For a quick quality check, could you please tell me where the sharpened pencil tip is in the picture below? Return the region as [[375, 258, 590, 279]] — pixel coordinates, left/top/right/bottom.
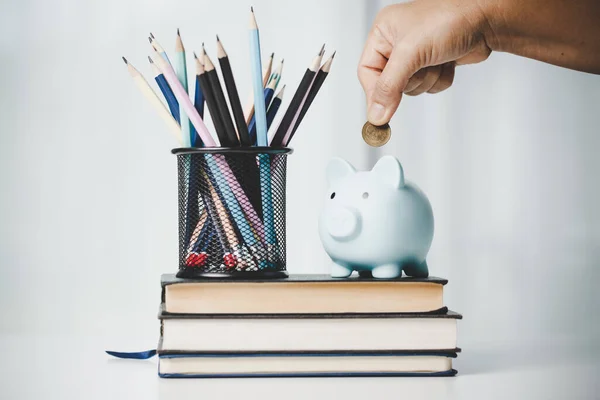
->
[[319, 43, 325, 56], [177, 28, 180, 36], [193, 52, 198, 59], [122, 56, 128, 64], [216, 34, 220, 41], [251, 6, 254, 12], [148, 56, 153, 63], [150, 32, 155, 39], [270, 52, 274, 58], [148, 37, 152, 44], [332, 50, 336, 58]]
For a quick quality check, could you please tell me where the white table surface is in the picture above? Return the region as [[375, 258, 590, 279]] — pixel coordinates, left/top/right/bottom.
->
[[1, 334, 598, 400]]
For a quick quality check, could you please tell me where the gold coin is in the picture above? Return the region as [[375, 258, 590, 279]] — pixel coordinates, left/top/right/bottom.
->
[[362, 122, 391, 147]]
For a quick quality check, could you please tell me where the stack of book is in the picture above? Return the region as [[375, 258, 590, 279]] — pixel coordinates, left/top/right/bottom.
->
[[157, 274, 461, 378]]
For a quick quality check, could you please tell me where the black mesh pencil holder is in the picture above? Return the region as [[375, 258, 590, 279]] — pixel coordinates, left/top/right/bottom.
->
[[172, 147, 292, 279]]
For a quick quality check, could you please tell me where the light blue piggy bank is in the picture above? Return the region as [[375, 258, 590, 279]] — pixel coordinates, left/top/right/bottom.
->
[[318, 156, 434, 279]]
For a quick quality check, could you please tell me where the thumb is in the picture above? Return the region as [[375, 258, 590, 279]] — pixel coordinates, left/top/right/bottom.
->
[[368, 41, 421, 125]]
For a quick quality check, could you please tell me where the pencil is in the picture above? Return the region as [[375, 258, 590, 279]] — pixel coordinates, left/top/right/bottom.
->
[[152, 48, 217, 146], [198, 171, 231, 254], [204, 169, 240, 250], [187, 208, 208, 255], [149, 56, 180, 123], [248, 77, 277, 142], [266, 84, 285, 131], [248, 7, 275, 265], [248, 7, 269, 146], [195, 50, 227, 146], [270, 45, 323, 147], [243, 52, 274, 125], [122, 57, 182, 144], [216, 35, 252, 147], [266, 58, 284, 91], [204, 50, 240, 147], [149, 33, 172, 66], [193, 53, 205, 139], [155, 48, 264, 235], [285, 51, 335, 146], [174, 29, 192, 147]]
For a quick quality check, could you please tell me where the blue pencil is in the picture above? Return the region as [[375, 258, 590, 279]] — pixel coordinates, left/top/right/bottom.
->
[[248, 78, 276, 143], [266, 84, 285, 132], [149, 56, 180, 123], [249, 7, 276, 258], [248, 8, 268, 146]]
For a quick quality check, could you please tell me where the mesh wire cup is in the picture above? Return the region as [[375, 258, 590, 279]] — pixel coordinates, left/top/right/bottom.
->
[[172, 147, 292, 279]]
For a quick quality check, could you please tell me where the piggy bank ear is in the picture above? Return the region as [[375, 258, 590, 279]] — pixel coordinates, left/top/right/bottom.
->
[[326, 157, 355, 186], [371, 156, 405, 189]]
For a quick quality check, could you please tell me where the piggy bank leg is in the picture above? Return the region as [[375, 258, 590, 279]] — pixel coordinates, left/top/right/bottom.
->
[[372, 264, 402, 279], [330, 262, 354, 278], [402, 260, 429, 278], [358, 270, 373, 278]]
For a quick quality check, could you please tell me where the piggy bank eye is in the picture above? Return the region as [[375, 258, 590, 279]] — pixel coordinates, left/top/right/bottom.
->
[[362, 192, 369, 199], [330, 192, 336, 199]]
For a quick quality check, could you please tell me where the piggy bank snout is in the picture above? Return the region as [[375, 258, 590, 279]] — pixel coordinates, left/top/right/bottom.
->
[[325, 206, 361, 241]]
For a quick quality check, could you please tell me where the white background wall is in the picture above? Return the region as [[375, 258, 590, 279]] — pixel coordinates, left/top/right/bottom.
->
[[0, 0, 599, 377]]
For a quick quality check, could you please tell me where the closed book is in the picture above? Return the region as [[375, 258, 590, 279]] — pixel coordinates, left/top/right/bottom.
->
[[159, 307, 461, 352], [157, 348, 460, 378], [161, 273, 447, 314]]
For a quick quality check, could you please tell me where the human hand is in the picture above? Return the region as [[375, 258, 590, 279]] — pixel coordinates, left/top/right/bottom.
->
[[358, 0, 494, 125]]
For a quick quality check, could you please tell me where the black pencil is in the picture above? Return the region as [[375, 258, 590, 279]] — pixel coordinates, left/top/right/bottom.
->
[[285, 51, 335, 145], [203, 50, 240, 147], [195, 49, 227, 146], [270, 45, 324, 147], [216, 36, 252, 147]]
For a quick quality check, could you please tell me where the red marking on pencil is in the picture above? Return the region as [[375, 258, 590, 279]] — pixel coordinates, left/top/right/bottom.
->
[[223, 253, 237, 268], [186, 252, 208, 267]]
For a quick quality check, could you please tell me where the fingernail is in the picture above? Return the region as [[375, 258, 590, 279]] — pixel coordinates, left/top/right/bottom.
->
[[368, 103, 385, 124]]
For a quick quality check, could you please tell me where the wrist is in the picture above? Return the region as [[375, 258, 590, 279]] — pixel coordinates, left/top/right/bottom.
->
[[475, 0, 507, 52]]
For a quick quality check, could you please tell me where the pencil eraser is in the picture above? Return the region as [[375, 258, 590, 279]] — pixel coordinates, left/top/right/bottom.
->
[[223, 253, 237, 269], [186, 252, 208, 267]]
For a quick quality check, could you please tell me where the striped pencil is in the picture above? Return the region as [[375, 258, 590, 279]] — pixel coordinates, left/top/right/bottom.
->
[[122, 57, 182, 144], [285, 51, 335, 146], [270, 45, 324, 147], [148, 56, 180, 123]]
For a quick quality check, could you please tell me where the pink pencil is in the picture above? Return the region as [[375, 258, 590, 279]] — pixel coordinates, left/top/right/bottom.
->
[[153, 51, 217, 147]]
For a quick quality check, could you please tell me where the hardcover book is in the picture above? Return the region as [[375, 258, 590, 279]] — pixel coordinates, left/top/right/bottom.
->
[[161, 273, 448, 314]]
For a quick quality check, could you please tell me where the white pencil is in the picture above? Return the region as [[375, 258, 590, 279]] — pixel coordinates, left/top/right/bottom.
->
[[122, 57, 182, 145]]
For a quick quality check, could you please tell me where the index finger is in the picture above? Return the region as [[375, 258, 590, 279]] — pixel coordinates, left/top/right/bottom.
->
[[357, 27, 394, 96]]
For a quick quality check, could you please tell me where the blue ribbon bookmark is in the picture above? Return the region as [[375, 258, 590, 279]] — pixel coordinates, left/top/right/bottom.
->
[[105, 349, 157, 359]]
